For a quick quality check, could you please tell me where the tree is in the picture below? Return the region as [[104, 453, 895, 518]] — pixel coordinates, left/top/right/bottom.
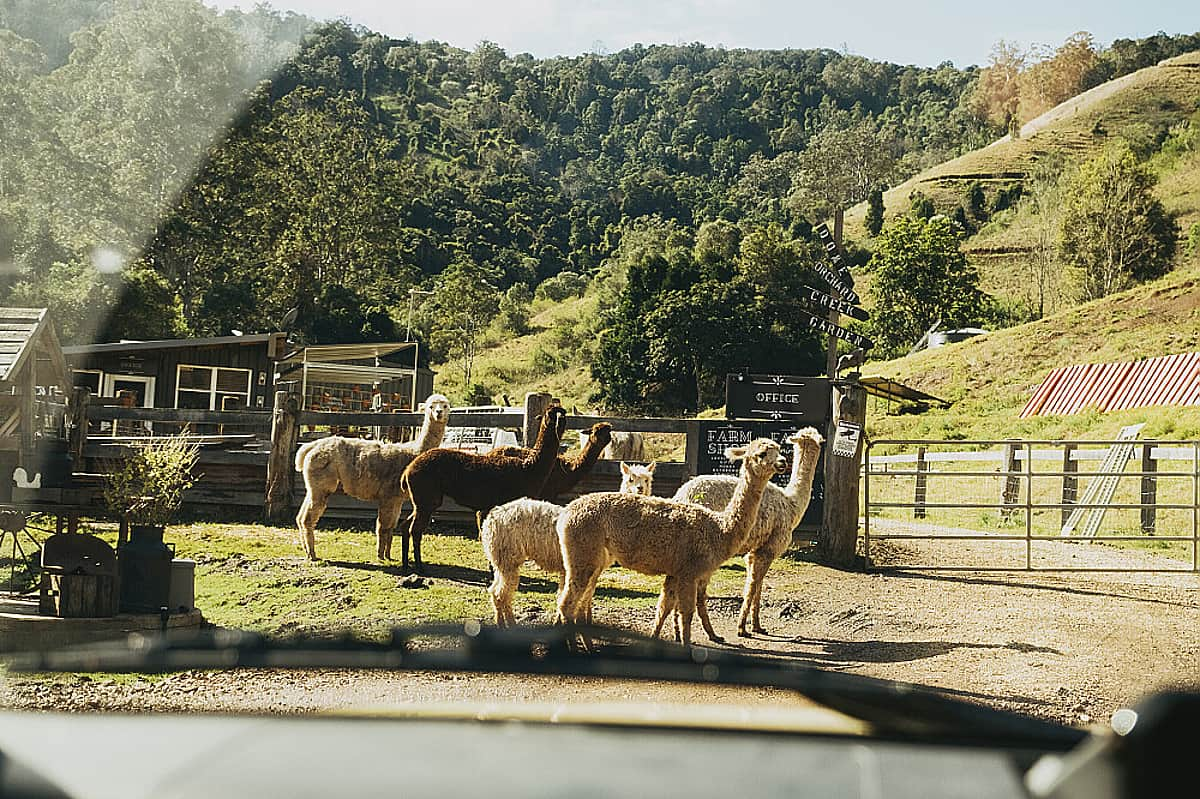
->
[[790, 119, 895, 227], [498, 283, 532, 334], [1024, 155, 1066, 317], [971, 40, 1025, 136], [869, 215, 988, 356], [1018, 32, 1102, 123], [864, 188, 884, 236], [425, 261, 501, 387], [1058, 141, 1178, 301]]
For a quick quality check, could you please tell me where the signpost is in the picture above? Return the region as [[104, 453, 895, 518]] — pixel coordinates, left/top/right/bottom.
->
[[797, 308, 874, 351], [812, 262, 859, 304], [725, 374, 829, 422], [800, 285, 869, 322]]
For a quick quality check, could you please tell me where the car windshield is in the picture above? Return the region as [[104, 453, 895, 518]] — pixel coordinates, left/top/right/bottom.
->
[[1, 0, 1199, 739]]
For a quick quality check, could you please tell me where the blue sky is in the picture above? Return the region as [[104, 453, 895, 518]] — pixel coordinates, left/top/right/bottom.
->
[[206, 1, 1197, 68]]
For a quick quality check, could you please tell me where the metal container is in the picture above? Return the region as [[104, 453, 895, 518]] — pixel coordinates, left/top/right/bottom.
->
[[117, 525, 174, 613], [168, 559, 196, 612]]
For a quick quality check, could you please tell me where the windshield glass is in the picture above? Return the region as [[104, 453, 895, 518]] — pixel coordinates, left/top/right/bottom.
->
[[1, 0, 1198, 737]]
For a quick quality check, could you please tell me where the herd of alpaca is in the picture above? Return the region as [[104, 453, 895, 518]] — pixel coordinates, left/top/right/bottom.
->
[[293, 394, 824, 644]]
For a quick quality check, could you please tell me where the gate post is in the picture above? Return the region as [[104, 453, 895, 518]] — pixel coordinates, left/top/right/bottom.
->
[[67, 387, 91, 464], [1141, 442, 1157, 535], [1061, 443, 1078, 528], [913, 446, 928, 519], [1001, 441, 1021, 519], [523, 392, 553, 448], [265, 389, 300, 524], [818, 381, 866, 568]]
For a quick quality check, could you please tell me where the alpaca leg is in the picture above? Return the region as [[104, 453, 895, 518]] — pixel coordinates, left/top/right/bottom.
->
[[652, 576, 676, 639], [376, 500, 403, 561], [749, 553, 775, 634], [737, 552, 758, 636], [490, 565, 517, 627], [296, 491, 328, 561], [675, 578, 699, 646], [695, 578, 723, 643], [404, 503, 435, 574]]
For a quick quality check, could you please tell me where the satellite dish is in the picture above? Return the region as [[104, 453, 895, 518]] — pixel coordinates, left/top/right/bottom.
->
[[279, 306, 300, 332]]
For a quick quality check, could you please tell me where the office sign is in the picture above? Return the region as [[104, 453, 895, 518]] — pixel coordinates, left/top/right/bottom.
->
[[725, 374, 829, 421]]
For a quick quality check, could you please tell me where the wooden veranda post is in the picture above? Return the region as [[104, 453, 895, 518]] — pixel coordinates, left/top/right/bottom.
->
[[265, 389, 300, 523], [819, 381, 866, 568], [522, 391, 552, 448]]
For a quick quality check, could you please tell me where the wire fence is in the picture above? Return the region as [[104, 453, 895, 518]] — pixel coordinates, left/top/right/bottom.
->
[[863, 438, 1200, 573]]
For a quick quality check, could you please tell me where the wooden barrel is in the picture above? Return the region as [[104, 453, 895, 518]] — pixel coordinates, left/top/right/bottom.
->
[[39, 572, 119, 618]]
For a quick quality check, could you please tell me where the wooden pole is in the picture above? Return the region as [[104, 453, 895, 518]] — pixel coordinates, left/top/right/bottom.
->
[[818, 380, 866, 568], [264, 389, 300, 524], [913, 446, 928, 519], [1061, 443, 1078, 528], [1001, 441, 1021, 519], [67, 387, 91, 464], [1141, 442, 1157, 535], [522, 391, 552, 448]]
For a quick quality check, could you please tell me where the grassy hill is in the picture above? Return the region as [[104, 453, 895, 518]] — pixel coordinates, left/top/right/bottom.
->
[[863, 256, 1200, 444], [846, 51, 1200, 316]]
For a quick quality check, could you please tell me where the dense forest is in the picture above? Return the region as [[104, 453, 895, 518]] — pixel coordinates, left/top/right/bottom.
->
[[1, 0, 1197, 409]]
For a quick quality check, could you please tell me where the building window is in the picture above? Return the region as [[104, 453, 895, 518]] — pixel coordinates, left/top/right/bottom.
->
[[72, 370, 102, 393], [175, 365, 252, 411]]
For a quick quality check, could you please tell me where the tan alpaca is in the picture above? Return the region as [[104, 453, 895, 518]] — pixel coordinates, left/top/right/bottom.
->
[[294, 393, 451, 561], [556, 439, 786, 645], [481, 461, 656, 627], [669, 428, 824, 641]]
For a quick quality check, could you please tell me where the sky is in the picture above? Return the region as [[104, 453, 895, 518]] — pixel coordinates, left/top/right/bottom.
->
[[204, 0, 1197, 68]]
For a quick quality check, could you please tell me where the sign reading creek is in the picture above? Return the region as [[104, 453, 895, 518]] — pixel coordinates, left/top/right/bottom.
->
[[725, 374, 830, 421], [801, 285, 869, 321], [797, 309, 874, 350]]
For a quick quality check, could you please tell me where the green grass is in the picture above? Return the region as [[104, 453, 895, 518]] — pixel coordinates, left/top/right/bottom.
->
[[67, 520, 810, 640]]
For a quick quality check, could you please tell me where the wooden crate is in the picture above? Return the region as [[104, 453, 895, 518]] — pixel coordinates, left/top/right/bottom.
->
[[39, 571, 119, 618]]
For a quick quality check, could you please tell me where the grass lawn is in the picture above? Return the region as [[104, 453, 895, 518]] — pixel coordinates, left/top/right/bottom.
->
[[72, 519, 814, 641]]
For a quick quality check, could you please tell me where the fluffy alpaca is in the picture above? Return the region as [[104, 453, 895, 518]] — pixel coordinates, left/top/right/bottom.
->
[[603, 431, 645, 461], [556, 438, 786, 645], [669, 428, 824, 640], [494, 422, 613, 500], [294, 393, 451, 561], [480, 460, 655, 627], [399, 405, 567, 572]]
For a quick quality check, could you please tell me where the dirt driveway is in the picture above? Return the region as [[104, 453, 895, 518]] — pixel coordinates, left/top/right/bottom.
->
[[3, 538, 1198, 727]]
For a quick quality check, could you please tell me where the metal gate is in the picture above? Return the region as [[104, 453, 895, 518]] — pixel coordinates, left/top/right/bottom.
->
[[863, 438, 1200, 572]]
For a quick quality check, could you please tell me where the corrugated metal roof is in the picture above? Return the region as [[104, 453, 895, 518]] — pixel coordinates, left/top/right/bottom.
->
[[1020, 352, 1200, 418]]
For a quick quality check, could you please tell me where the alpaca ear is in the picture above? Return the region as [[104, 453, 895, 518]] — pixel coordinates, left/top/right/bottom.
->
[[647, 461, 657, 473], [724, 446, 747, 461], [620, 461, 631, 475]]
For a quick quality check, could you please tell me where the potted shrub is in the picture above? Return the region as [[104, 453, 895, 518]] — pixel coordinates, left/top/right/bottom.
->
[[103, 436, 199, 613]]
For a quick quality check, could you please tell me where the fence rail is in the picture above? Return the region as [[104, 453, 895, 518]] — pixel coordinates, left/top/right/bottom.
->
[[864, 438, 1200, 573]]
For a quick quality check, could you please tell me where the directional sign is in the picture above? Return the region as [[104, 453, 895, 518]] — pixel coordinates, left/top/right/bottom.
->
[[797, 308, 874, 350], [815, 222, 851, 276], [725, 374, 830, 422], [801, 285, 869, 322], [812, 261, 859, 304]]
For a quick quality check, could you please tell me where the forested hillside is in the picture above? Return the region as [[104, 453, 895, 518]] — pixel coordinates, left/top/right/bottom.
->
[[2, 0, 1197, 410]]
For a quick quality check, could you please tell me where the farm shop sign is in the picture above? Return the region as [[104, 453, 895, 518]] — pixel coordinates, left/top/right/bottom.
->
[[694, 419, 825, 526], [725, 374, 830, 422]]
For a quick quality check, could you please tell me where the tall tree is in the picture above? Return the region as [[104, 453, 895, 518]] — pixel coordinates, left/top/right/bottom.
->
[[1058, 140, 1177, 301], [869, 215, 988, 356], [971, 40, 1025, 136]]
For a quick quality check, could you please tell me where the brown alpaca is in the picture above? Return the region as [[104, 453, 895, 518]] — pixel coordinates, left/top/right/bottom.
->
[[399, 405, 568, 573], [556, 437, 787, 645], [294, 393, 450, 561], [493, 422, 613, 500]]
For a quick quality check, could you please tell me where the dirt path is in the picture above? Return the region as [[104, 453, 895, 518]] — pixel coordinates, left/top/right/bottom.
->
[[3, 539, 1198, 727]]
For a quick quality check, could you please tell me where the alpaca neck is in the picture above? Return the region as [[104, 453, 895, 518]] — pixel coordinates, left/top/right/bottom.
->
[[529, 416, 561, 474], [568, 434, 609, 474], [719, 468, 773, 557], [782, 443, 822, 524], [414, 416, 446, 451]]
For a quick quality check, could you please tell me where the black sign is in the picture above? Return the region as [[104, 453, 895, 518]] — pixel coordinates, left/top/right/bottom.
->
[[815, 222, 851, 276], [812, 261, 859, 304], [801, 285, 869, 322], [694, 419, 825, 529], [798, 309, 874, 350], [726, 374, 829, 421]]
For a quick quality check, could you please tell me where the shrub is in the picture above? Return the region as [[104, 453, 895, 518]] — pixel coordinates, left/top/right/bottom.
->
[[103, 436, 200, 526], [535, 271, 588, 301]]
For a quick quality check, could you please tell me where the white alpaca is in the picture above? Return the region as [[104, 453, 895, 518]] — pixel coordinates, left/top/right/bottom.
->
[[294, 393, 451, 561], [556, 439, 786, 645], [481, 461, 655, 627], [670, 428, 824, 640], [577, 429, 646, 461]]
